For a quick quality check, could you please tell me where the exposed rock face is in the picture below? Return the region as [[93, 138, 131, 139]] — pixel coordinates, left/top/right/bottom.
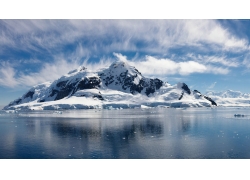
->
[[7, 98, 22, 107], [203, 96, 217, 106], [24, 91, 35, 99], [194, 90, 217, 106], [98, 61, 163, 96], [179, 92, 184, 100], [49, 76, 102, 101], [181, 83, 191, 95]]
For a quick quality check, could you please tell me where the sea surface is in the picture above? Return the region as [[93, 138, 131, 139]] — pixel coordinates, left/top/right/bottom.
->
[[1, 107, 250, 159]]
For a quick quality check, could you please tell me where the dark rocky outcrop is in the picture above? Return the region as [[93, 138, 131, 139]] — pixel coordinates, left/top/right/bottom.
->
[[204, 95, 217, 106], [76, 77, 101, 90], [145, 79, 163, 96], [7, 98, 22, 107], [49, 76, 102, 101], [49, 89, 59, 97], [24, 91, 35, 99], [99, 65, 163, 96], [181, 83, 191, 95], [179, 91, 184, 100], [56, 80, 68, 88], [194, 90, 217, 106]]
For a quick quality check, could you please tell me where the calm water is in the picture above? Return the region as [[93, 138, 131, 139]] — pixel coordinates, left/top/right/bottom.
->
[[0, 107, 250, 159]]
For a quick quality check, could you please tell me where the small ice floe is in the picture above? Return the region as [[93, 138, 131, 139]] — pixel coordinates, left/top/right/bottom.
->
[[54, 111, 63, 114], [141, 105, 150, 109], [107, 106, 114, 110], [176, 107, 187, 110], [5, 110, 17, 114], [234, 114, 246, 117], [157, 105, 170, 108]]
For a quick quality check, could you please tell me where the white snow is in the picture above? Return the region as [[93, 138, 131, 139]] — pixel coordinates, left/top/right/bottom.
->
[[206, 90, 250, 107]]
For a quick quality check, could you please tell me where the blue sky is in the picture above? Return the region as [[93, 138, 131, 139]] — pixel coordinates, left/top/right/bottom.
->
[[1, 19, 250, 106]]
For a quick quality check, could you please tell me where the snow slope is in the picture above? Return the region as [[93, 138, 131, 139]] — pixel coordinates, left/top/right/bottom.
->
[[3, 60, 217, 110], [206, 90, 250, 98], [206, 90, 250, 107]]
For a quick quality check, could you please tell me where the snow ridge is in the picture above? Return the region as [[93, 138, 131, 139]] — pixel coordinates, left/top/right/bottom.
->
[[206, 90, 250, 98], [206, 90, 250, 107]]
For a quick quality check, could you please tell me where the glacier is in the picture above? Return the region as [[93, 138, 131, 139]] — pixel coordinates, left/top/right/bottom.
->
[[3, 60, 217, 110]]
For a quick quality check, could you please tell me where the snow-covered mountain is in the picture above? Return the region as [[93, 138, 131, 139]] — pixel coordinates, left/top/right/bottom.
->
[[206, 90, 250, 107], [206, 90, 250, 98], [3, 60, 217, 110]]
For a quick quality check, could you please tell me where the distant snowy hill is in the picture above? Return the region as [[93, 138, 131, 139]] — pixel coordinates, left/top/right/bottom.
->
[[3, 60, 217, 110], [206, 90, 250, 107], [206, 90, 250, 98]]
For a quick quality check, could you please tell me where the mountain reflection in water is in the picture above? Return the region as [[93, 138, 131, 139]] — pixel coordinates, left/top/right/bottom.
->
[[1, 107, 250, 158]]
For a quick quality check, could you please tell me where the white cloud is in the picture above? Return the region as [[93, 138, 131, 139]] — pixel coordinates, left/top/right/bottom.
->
[[114, 53, 229, 76], [82, 57, 114, 72], [131, 56, 206, 75], [178, 61, 207, 75], [0, 20, 248, 56], [113, 52, 128, 62]]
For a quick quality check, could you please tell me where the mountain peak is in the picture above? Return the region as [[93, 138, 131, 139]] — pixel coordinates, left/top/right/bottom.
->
[[110, 59, 127, 66], [109, 60, 132, 71], [103, 60, 142, 78], [206, 89, 250, 99], [67, 66, 87, 75]]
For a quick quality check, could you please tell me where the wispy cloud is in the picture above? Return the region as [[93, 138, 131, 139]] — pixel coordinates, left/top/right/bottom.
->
[[183, 20, 248, 51], [18, 59, 81, 86], [242, 53, 250, 68], [18, 59, 42, 64], [0, 20, 248, 90], [0, 58, 82, 88], [0, 62, 19, 88], [208, 82, 217, 89], [0, 52, 231, 89], [0, 20, 248, 57], [185, 53, 240, 68]]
